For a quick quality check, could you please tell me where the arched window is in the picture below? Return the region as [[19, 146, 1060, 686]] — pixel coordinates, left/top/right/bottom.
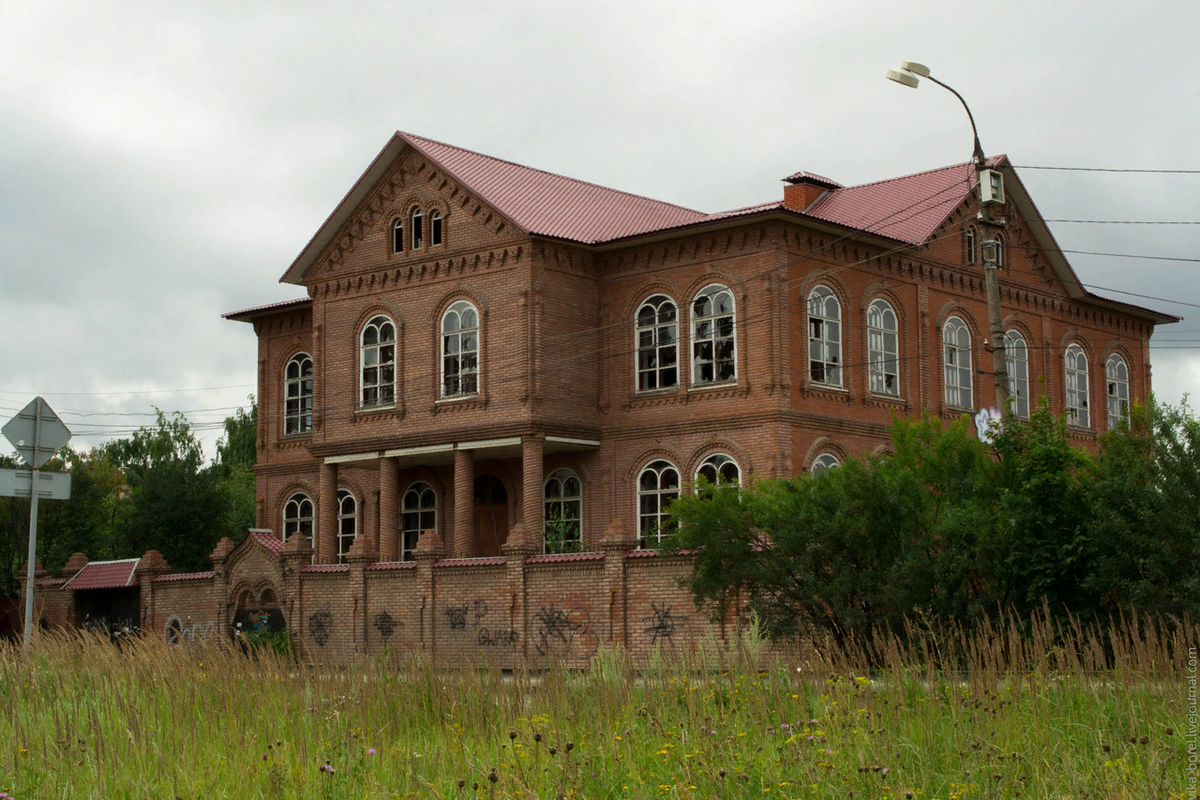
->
[[691, 284, 736, 384], [284, 353, 313, 435], [1106, 354, 1130, 430], [410, 207, 423, 250], [392, 218, 404, 253], [696, 453, 740, 489], [965, 228, 977, 265], [401, 482, 436, 562], [430, 210, 443, 246], [360, 315, 396, 407], [808, 285, 842, 387], [543, 468, 582, 553], [337, 489, 357, 563], [283, 492, 313, 546], [442, 300, 479, 397], [636, 294, 678, 391], [1005, 330, 1030, 418], [867, 299, 898, 396], [811, 453, 841, 474], [943, 316, 973, 410], [637, 460, 679, 547], [1065, 344, 1090, 427]]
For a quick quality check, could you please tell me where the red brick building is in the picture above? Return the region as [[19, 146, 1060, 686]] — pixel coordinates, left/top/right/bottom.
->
[[25, 132, 1176, 661]]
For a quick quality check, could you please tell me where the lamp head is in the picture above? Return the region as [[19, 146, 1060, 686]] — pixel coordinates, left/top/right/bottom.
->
[[885, 68, 919, 88]]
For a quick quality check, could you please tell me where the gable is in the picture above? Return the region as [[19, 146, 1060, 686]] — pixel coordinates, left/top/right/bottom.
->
[[225, 530, 284, 596]]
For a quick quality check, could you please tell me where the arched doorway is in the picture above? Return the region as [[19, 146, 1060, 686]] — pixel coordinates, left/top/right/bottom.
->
[[472, 474, 509, 557], [232, 585, 286, 637]]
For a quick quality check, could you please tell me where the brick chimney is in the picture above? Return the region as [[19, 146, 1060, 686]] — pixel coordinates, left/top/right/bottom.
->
[[782, 171, 841, 212]]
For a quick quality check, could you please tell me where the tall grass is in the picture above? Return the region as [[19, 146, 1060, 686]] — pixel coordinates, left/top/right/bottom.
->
[[1, 613, 1193, 799]]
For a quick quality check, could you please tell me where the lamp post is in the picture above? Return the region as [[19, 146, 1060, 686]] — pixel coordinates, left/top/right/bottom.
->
[[886, 62, 1010, 415]]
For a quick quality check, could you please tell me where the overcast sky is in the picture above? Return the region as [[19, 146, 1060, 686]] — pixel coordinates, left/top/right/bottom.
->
[[2, 0, 1197, 459]]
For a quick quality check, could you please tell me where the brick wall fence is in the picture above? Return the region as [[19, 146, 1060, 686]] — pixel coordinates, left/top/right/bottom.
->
[[20, 520, 738, 667]]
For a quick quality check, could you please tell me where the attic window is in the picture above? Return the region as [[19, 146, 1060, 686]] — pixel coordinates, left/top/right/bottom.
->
[[411, 208, 423, 250], [392, 219, 403, 253], [431, 210, 443, 246], [965, 228, 976, 265]]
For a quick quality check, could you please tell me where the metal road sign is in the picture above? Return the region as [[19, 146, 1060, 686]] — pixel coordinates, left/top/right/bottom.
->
[[0, 468, 72, 500], [3, 397, 71, 469]]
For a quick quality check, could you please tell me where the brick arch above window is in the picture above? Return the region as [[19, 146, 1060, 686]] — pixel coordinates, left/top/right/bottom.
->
[[801, 436, 848, 474], [624, 446, 685, 484], [796, 270, 852, 311], [622, 279, 685, 319], [686, 439, 753, 483], [275, 481, 318, 524], [350, 302, 404, 336], [681, 271, 741, 308], [935, 301, 982, 337], [858, 283, 909, 320], [429, 284, 488, 324]]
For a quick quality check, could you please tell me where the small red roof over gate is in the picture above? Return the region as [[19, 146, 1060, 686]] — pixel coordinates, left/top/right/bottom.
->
[[62, 559, 140, 591]]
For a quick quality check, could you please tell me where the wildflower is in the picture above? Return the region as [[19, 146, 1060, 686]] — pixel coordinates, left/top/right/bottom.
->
[[368, 748, 377, 755], [262, 753, 268, 761]]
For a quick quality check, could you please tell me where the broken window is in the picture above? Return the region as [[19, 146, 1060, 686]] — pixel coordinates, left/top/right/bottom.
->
[[283, 493, 314, 546], [411, 207, 423, 250], [337, 489, 357, 563], [811, 453, 841, 474], [867, 299, 899, 396], [392, 218, 404, 253], [1005, 330, 1030, 418], [1106, 353, 1129, 430], [808, 285, 842, 387], [637, 460, 679, 548], [361, 315, 396, 407], [543, 469, 582, 553], [691, 284, 736, 385], [401, 482, 436, 562], [284, 352, 313, 434], [636, 294, 678, 391], [430, 210, 443, 246], [442, 300, 479, 397], [965, 228, 976, 265], [943, 316, 973, 410], [1065, 343, 1090, 428], [696, 453, 740, 493]]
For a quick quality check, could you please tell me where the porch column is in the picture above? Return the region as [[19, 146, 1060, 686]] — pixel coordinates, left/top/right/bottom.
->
[[378, 457, 399, 562], [319, 462, 338, 564], [522, 434, 544, 536], [453, 448, 474, 558]]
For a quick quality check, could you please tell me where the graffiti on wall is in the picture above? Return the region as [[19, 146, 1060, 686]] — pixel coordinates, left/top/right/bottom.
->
[[165, 616, 215, 645], [442, 599, 517, 648], [533, 603, 598, 659], [374, 611, 398, 640], [308, 611, 334, 647], [642, 602, 683, 646]]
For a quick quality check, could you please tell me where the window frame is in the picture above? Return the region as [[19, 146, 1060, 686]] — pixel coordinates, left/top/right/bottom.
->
[[942, 316, 974, 411], [282, 492, 314, 548], [392, 218, 404, 253], [410, 207, 423, 250], [400, 482, 436, 562], [965, 228, 977, 265], [807, 285, 843, 388], [690, 284, 737, 386], [283, 352, 314, 436], [1106, 353, 1130, 430], [360, 315, 397, 409], [811, 453, 841, 474], [637, 459, 680, 548], [635, 294, 679, 393], [430, 210, 443, 246], [695, 453, 740, 490], [1064, 343, 1090, 428], [336, 489, 357, 564], [1005, 330, 1030, 418], [441, 300, 480, 398], [543, 468, 583, 553], [866, 298, 899, 396]]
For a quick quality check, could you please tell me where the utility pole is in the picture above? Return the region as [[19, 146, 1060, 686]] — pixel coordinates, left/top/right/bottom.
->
[[887, 62, 1009, 414]]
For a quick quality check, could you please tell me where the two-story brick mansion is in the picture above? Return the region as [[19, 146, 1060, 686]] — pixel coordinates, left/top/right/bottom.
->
[[226, 131, 1176, 565]]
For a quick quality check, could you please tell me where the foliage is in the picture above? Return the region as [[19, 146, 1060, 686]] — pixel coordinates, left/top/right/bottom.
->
[[542, 509, 582, 555], [0, 613, 1190, 799], [241, 626, 295, 658]]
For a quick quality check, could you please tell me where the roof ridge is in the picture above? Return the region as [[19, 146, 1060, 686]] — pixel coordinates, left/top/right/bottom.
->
[[837, 154, 1007, 192], [400, 131, 705, 216]]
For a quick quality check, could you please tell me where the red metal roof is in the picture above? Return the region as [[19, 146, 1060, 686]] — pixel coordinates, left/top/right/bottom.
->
[[223, 297, 311, 321], [300, 564, 349, 573], [364, 561, 417, 570], [153, 571, 215, 583], [247, 529, 285, 556], [402, 132, 707, 244], [62, 559, 140, 591], [525, 551, 604, 564], [433, 556, 506, 568], [783, 170, 842, 188]]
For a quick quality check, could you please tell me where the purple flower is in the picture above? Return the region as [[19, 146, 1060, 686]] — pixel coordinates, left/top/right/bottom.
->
[[262, 753, 269, 761], [367, 748, 376, 755], [882, 767, 890, 776]]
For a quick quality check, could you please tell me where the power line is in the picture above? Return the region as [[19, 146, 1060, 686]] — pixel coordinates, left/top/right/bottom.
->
[[1012, 165, 1200, 174], [1044, 219, 1200, 225]]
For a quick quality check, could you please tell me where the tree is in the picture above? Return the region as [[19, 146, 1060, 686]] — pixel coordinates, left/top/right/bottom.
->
[[211, 398, 258, 541]]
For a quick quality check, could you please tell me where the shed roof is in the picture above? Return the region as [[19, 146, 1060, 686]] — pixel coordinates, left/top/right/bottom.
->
[[62, 559, 140, 591]]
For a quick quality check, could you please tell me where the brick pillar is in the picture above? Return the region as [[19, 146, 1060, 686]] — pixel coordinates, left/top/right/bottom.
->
[[521, 434, 544, 535], [319, 462, 338, 564], [453, 448, 474, 558], [346, 534, 378, 655], [379, 457, 399, 562], [414, 529, 445, 657], [502, 523, 538, 663], [210, 537, 235, 635], [600, 518, 636, 647], [135, 550, 171, 636], [282, 531, 312, 644]]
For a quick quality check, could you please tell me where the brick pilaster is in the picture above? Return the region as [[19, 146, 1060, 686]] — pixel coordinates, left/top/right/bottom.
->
[[379, 457, 399, 561], [319, 462, 338, 564], [453, 448, 473, 558]]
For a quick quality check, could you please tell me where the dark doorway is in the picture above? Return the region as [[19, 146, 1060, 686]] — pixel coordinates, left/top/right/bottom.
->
[[472, 474, 509, 557], [76, 588, 140, 635]]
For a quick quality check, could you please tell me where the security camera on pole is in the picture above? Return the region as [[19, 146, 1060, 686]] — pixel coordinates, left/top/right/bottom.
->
[[2, 397, 73, 650], [886, 61, 1010, 417]]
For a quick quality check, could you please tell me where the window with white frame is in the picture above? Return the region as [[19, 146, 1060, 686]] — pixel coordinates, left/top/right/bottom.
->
[[401, 482, 436, 562], [696, 453, 740, 489], [808, 285, 843, 387], [543, 468, 582, 553], [1065, 343, 1090, 427], [284, 353, 313, 435], [441, 300, 479, 397], [430, 210, 443, 246], [392, 218, 403, 253], [336, 489, 357, 563], [360, 315, 396, 407], [691, 284, 736, 384], [943, 316, 973, 410], [811, 453, 841, 474], [636, 294, 678, 391], [1005, 330, 1030, 418], [867, 298, 899, 396], [988, 236, 1003, 269], [637, 460, 679, 547], [283, 492, 313, 546], [411, 207, 423, 249], [965, 228, 976, 265], [1106, 353, 1130, 430]]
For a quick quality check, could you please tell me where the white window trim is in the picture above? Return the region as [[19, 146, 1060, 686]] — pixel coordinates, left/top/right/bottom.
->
[[635, 294, 680, 393], [401, 482, 436, 562], [690, 284, 737, 386], [866, 299, 899, 397], [1005, 330, 1030, 419], [283, 352, 314, 436], [637, 460, 680, 548], [1065, 344, 1090, 428], [336, 489, 357, 563], [360, 315, 397, 409], [808, 285, 843, 389], [440, 300, 480, 399], [695, 453, 741, 489], [1106, 353, 1130, 430], [943, 316, 974, 411], [411, 207, 423, 250], [543, 468, 583, 553], [811, 453, 841, 474]]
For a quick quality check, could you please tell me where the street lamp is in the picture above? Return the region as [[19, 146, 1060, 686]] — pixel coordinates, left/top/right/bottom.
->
[[886, 61, 1010, 415]]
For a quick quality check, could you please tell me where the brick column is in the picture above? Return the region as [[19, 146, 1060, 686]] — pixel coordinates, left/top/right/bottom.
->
[[319, 462, 338, 564], [210, 537, 235, 635], [379, 457, 399, 562], [521, 434, 544, 536], [600, 518, 636, 647], [346, 534, 378, 655], [282, 531, 312, 644], [502, 523, 538, 663], [414, 529, 445, 657], [135, 550, 171, 635], [453, 448, 474, 558]]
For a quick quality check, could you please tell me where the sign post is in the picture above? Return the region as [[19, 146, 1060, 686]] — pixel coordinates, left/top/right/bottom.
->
[[2, 397, 72, 650]]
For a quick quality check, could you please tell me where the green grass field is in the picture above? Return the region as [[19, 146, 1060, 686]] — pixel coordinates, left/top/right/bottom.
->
[[1, 615, 1194, 799]]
